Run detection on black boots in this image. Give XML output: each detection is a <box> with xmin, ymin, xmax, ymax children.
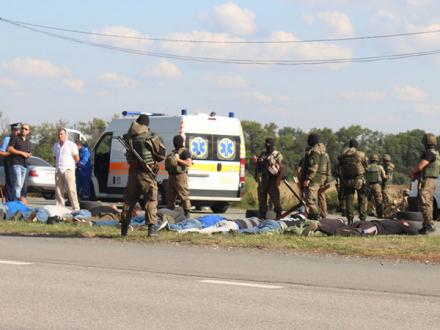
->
<box><xmin>148</xmin><ymin>224</ymin><xmax>159</xmax><ymax>237</ymax></box>
<box><xmin>419</xmin><ymin>225</ymin><xmax>436</xmax><ymax>235</ymax></box>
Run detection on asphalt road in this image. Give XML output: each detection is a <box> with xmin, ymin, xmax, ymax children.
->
<box><xmin>1</xmin><ymin>236</ymin><xmax>440</xmax><ymax>329</ymax></box>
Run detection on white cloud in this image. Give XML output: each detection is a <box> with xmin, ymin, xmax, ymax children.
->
<box><xmin>91</xmin><ymin>26</ymin><xmax>150</xmax><ymax>50</ymax></box>
<box><xmin>2</xmin><ymin>58</ymin><xmax>69</xmax><ymax>78</ymax></box>
<box><xmin>264</xmin><ymin>31</ymin><xmax>353</xmax><ymax>69</ymax></box>
<box><xmin>317</xmin><ymin>11</ymin><xmax>354</xmax><ymax>36</ymax></box>
<box><xmin>213</xmin><ymin>2</ymin><xmax>256</xmax><ymax>35</ymax></box>
<box><xmin>97</xmin><ymin>72</ymin><xmax>137</xmax><ymax>88</ymax></box>
<box><xmin>302</xmin><ymin>13</ymin><xmax>315</xmax><ymax>25</ymax></box>
<box><xmin>339</xmin><ymin>91</ymin><xmax>386</xmax><ymax>101</ymax></box>
<box><xmin>415</xmin><ymin>103</ymin><xmax>440</xmax><ymax>114</ymax></box>
<box><xmin>62</xmin><ymin>78</ymin><xmax>84</xmax><ymax>92</ymax></box>
<box><xmin>0</xmin><ymin>76</ymin><xmax>18</xmax><ymax>89</ymax></box>
<box><xmin>247</xmin><ymin>91</ymin><xmax>272</xmax><ymax>104</ymax></box>
<box><xmin>393</xmin><ymin>85</ymin><xmax>426</xmax><ymax>102</ymax></box>
<box><xmin>144</xmin><ymin>60</ymin><xmax>182</xmax><ymax>79</ymax></box>
<box><xmin>206</xmin><ymin>74</ymin><xmax>248</xmax><ymax>89</ymax></box>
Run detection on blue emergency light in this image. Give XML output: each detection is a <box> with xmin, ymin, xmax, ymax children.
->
<box><xmin>228</xmin><ymin>112</ymin><xmax>235</xmax><ymax>118</ymax></box>
<box><xmin>181</xmin><ymin>109</ymin><xmax>188</xmax><ymax>115</ymax></box>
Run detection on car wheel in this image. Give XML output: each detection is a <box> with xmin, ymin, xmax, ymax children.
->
<box><xmin>396</xmin><ymin>211</ymin><xmax>424</xmax><ymax>221</ymax></box>
<box><xmin>210</xmin><ymin>202</ymin><xmax>229</xmax><ymax>214</ymax></box>
<box><xmin>42</xmin><ymin>192</ymin><xmax>55</xmax><ymax>200</ymax></box>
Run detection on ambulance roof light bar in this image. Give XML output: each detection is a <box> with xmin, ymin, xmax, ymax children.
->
<box><xmin>122</xmin><ymin>111</ymin><xmax>165</xmax><ymax>117</ymax></box>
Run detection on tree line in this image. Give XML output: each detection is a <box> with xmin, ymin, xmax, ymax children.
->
<box><xmin>242</xmin><ymin>121</ymin><xmax>431</xmax><ymax>184</ymax></box>
<box><xmin>0</xmin><ymin>112</ymin><xmax>433</xmax><ymax>184</ymax></box>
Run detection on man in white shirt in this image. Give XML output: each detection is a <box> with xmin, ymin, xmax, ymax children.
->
<box><xmin>52</xmin><ymin>128</ymin><xmax>80</xmax><ymax>210</ymax></box>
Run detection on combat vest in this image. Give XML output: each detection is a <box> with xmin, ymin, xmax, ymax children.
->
<box><xmin>165</xmin><ymin>147</ymin><xmax>188</xmax><ymax>175</ymax></box>
<box><xmin>366</xmin><ymin>163</ymin><xmax>381</xmax><ymax>184</ymax></box>
<box><xmin>339</xmin><ymin>148</ymin><xmax>365</xmax><ymax>180</ymax></box>
<box><xmin>259</xmin><ymin>150</ymin><xmax>282</xmax><ymax>177</ymax></box>
<box><xmin>124</xmin><ymin>122</ymin><xmax>154</xmax><ymax>165</ymax></box>
<box><xmin>305</xmin><ymin>143</ymin><xmax>328</xmax><ymax>185</ymax></box>
<box><xmin>422</xmin><ymin>149</ymin><xmax>440</xmax><ymax>179</ymax></box>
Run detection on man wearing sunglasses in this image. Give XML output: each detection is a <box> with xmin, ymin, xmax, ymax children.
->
<box><xmin>7</xmin><ymin>123</ymin><xmax>32</xmax><ymax>201</ymax></box>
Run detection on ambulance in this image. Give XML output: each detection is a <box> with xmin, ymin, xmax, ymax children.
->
<box><xmin>90</xmin><ymin>110</ymin><xmax>246</xmax><ymax>213</ymax></box>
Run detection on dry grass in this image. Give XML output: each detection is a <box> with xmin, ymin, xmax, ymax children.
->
<box><xmin>1</xmin><ymin>220</ymin><xmax>440</xmax><ymax>263</ymax></box>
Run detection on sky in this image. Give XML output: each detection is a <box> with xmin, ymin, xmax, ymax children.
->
<box><xmin>1</xmin><ymin>0</ymin><xmax>440</xmax><ymax>133</ymax></box>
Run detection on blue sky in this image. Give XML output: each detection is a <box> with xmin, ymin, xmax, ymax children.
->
<box><xmin>1</xmin><ymin>0</ymin><xmax>440</xmax><ymax>133</ymax></box>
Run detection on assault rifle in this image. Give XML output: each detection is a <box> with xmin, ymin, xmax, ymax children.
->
<box><xmin>277</xmin><ymin>177</ymin><xmax>309</xmax><ymax>219</ymax></box>
<box><xmin>117</xmin><ymin>136</ymin><xmax>160</xmax><ymax>183</ymax></box>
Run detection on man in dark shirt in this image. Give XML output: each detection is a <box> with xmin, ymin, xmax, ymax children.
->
<box><xmin>7</xmin><ymin>123</ymin><xmax>32</xmax><ymax>201</ymax></box>
<box><xmin>0</xmin><ymin>123</ymin><xmax>21</xmax><ymax>201</ymax></box>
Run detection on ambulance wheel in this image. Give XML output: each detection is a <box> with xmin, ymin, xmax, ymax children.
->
<box><xmin>210</xmin><ymin>202</ymin><xmax>229</xmax><ymax>214</ymax></box>
<box><xmin>42</xmin><ymin>192</ymin><xmax>55</xmax><ymax>200</ymax></box>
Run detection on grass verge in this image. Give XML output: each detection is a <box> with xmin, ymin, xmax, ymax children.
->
<box><xmin>1</xmin><ymin>221</ymin><xmax>440</xmax><ymax>263</ymax></box>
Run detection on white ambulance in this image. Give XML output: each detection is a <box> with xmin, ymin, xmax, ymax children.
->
<box><xmin>90</xmin><ymin>110</ymin><xmax>246</xmax><ymax>213</ymax></box>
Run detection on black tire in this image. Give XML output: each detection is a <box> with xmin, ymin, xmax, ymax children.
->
<box><xmin>210</xmin><ymin>202</ymin><xmax>229</xmax><ymax>214</ymax></box>
<box><xmin>42</xmin><ymin>192</ymin><xmax>55</xmax><ymax>200</ymax></box>
<box><xmin>408</xmin><ymin>196</ymin><xmax>418</xmax><ymax>212</ymax></box>
<box><xmin>245</xmin><ymin>209</ymin><xmax>259</xmax><ymax>218</ymax></box>
<box><xmin>396</xmin><ymin>211</ymin><xmax>424</xmax><ymax>221</ymax></box>
<box><xmin>158</xmin><ymin>180</ymin><xmax>168</xmax><ymax>206</ymax></box>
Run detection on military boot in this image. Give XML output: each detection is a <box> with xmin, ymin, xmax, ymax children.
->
<box><xmin>121</xmin><ymin>223</ymin><xmax>129</xmax><ymax>237</ymax></box>
<box><xmin>419</xmin><ymin>225</ymin><xmax>436</xmax><ymax>235</ymax></box>
<box><xmin>148</xmin><ymin>224</ymin><xmax>159</xmax><ymax>237</ymax></box>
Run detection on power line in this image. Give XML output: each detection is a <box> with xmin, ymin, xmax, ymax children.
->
<box><xmin>2</xmin><ymin>17</ymin><xmax>440</xmax><ymax>66</ymax></box>
<box><xmin>1</xmin><ymin>16</ymin><xmax>440</xmax><ymax>44</ymax></box>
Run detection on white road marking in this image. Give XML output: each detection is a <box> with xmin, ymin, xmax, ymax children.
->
<box><xmin>200</xmin><ymin>279</ymin><xmax>283</xmax><ymax>289</ymax></box>
<box><xmin>0</xmin><ymin>259</ymin><xmax>32</xmax><ymax>265</ymax></box>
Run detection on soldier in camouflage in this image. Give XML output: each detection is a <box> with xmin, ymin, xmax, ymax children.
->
<box><xmin>300</xmin><ymin>133</ymin><xmax>328</xmax><ymax>220</ymax></box>
<box><xmin>121</xmin><ymin>114</ymin><xmax>159</xmax><ymax>238</ymax></box>
<box><xmin>338</xmin><ymin>139</ymin><xmax>368</xmax><ymax>225</ymax></box>
<box><xmin>382</xmin><ymin>154</ymin><xmax>395</xmax><ymax>211</ymax></box>
<box><xmin>366</xmin><ymin>154</ymin><xmax>387</xmax><ymax>218</ymax></box>
<box><xmin>412</xmin><ymin>133</ymin><xmax>440</xmax><ymax>234</ymax></box>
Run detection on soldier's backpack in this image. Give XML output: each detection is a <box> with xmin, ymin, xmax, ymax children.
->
<box><xmin>366</xmin><ymin>164</ymin><xmax>380</xmax><ymax>184</ymax></box>
<box><xmin>145</xmin><ymin>135</ymin><xmax>166</xmax><ymax>162</ymax></box>
<box><xmin>340</xmin><ymin>149</ymin><xmax>365</xmax><ymax>179</ymax></box>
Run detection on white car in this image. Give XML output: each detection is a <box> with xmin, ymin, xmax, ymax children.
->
<box><xmin>0</xmin><ymin>156</ymin><xmax>56</xmax><ymax>199</ymax></box>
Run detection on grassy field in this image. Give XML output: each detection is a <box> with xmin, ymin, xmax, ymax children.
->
<box><xmin>1</xmin><ymin>221</ymin><xmax>439</xmax><ymax>263</ymax></box>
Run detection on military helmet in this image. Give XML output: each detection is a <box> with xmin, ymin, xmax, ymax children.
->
<box><xmin>370</xmin><ymin>154</ymin><xmax>379</xmax><ymax>162</ymax></box>
<box><xmin>422</xmin><ymin>133</ymin><xmax>437</xmax><ymax>146</ymax></box>
<box><xmin>383</xmin><ymin>154</ymin><xmax>391</xmax><ymax>161</ymax></box>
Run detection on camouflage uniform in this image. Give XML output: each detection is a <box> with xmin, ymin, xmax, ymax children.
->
<box><xmin>366</xmin><ymin>156</ymin><xmax>387</xmax><ymax>218</ymax></box>
<box><xmin>166</xmin><ymin>147</ymin><xmax>191</xmax><ymax>216</ymax></box>
<box><xmin>382</xmin><ymin>155</ymin><xmax>395</xmax><ymax>210</ymax></box>
<box><xmin>121</xmin><ymin>121</ymin><xmax>158</xmax><ymax>236</ymax></box>
<box><xmin>301</xmin><ymin>143</ymin><xmax>327</xmax><ymax>219</ymax></box>
<box><xmin>257</xmin><ymin>150</ymin><xmax>283</xmax><ymax>219</ymax></box>
<box><xmin>318</xmin><ymin>153</ymin><xmax>331</xmax><ymax>218</ymax></box>
<box><xmin>338</xmin><ymin>147</ymin><xmax>368</xmax><ymax>224</ymax></box>
<box><xmin>413</xmin><ymin>133</ymin><xmax>440</xmax><ymax>234</ymax></box>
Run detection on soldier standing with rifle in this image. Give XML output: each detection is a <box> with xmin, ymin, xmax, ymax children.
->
<box><xmin>120</xmin><ymin>114</ymin><xmax>160</xmax><ymax>238</ymax></box>
<box><xmin>338</xmin><ymin>139</ymin><xmax>368</xmax><ymax>225</ymax></box>
<box><xmin>412</xmin><ymin>133</ymin><xmax>440</xmax><ymax>235</ymax></box>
